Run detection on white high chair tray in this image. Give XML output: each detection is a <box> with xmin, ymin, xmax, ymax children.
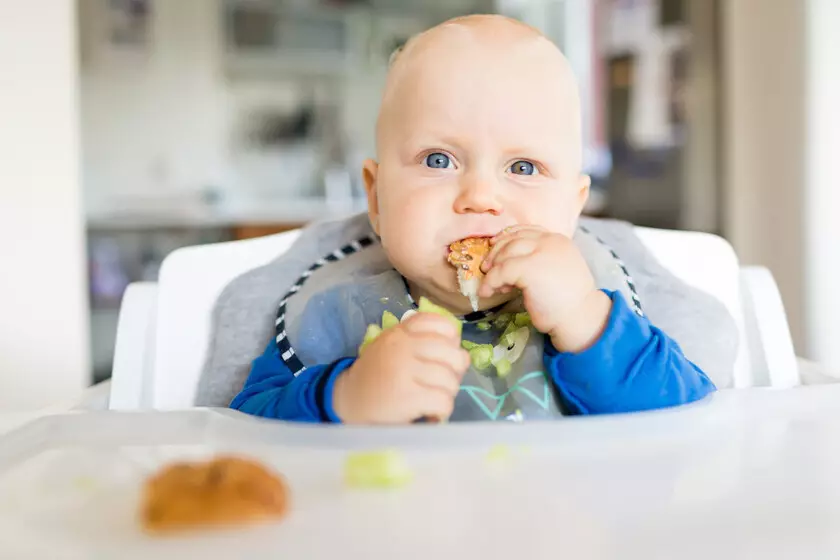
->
<box><xmin>1</xmin><ymin>387</ymin><xmax>839</xmax><ymax>559</ymax></box>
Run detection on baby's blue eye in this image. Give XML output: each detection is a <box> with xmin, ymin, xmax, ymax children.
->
<box><xmin>510</xmin><ymin>161</ymin><xmax>537</xmax><ymax>175</ymax></box>
<box><xmin>425</xmin><ymin>153</ymin><xmax>452</xmax><ymax>169</ymax></box>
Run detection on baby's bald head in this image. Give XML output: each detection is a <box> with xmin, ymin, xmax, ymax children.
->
<box><xmin>375</xmin><ymin>14</ymin><xmax>583</xmax><ymax>171</ymax></box>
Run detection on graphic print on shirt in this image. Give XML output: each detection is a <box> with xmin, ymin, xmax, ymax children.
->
<box><xmin>459</xmin><ymin>370</ymin><xmax>553</xmax><ymax>420</ymax></box>
<box><xmin>451</xmin><ymin>324</ymin><xmax>563</xmax><ymax>422</ymax></box>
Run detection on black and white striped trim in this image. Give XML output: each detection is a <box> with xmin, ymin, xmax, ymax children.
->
<box><xmin>274</xmin><ymin>234</ymin><xmax>377</xmax><ymax>375</ymax></box>
<box><xmin>578</xmin><ymin>225</ymin><xmax>644</xmax><ymax>317</ymax></box>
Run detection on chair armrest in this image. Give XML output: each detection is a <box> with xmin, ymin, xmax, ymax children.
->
<box><xmin>797</xmin><ymin>357</ymin><xmax>840</xmax><ymax>385</ymax></box>
<box><xmin>0</xmin><ymin>381</ymin><xmax>114</xmax><ymax>435</ymax></box>
<box><xmin>110</xmin><ymin>282</ymin><xmax>158</xmax><ymax>410</ymax></box>
<box><xmin>739</xmin><ymin>267</ymin><xmax>800</xmax><ymax>388</ymax></box>
<box><xmin>70</xmin><ymin>380</ymin><xmax>112</xmax><ymax>410</ymax></box>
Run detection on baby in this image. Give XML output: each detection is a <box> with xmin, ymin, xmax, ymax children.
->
<box><xmin>230</xmin><ymin>15</ymin><xmax>715</xmax><ymax>423</ymax></box>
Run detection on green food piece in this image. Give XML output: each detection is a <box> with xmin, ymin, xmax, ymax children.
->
<box><xmin>499</xmin><ymin>326</ymin><xmax>530</xmax><ymax>364</ymax></box>
<box><xmin>462</xmin><ymin>340</ymin><xmax>478</xmax><ymax>350</ymax></box>
<box><xmin>344</xmin><ymin>450</ymin><xmax>413</xmax><ymax>489</ymax></box>
<box><xmin>492</xmin><ymin>313</ymin><xmax>512</xmax><ymax>330</ymax></box>
<box><xmin>514</xmin><ymin>312</ymin><xmax>531</xmax><ymax>327</ymax></box>
<box><xmin>495</xmin><ymin>358</ymin><xmax>512</xmax><ymax>378</ymax></box>
<box><xmin>381</xmin><ymin>310</ymin><xmax>399</xmax><ymax>330</ymax></box>
<box><xmin>418</xmin><ymin>297</ymin><xmax>462</xmax><ymax>336</ymax></box>
<box><xmin>486</xmin><ymin>444</ymin><xmax>511</xmax><ymax>462</ymax></box>
<box><xmin>469</xmin><ymin>345</ymin><xmax>494</xmax><ymax>370</ymax></box>
<box><xmin>501</xmin><ymin>320</ymin><xmax>519</xmax><ymax>341</ymax></box>
<box><xmin>359</xmin><ymin>324</ymin><xmax>382</xmax><ymax>353</ymax></box>
<box><xmin>476</xmin><ymin>321</ymin><xmax>492</xmax><ymax>331</ymax></box>
<box><xmin>73</xmin><ymin>476</ymin><xmax>98</xmax><ymax>491</ymax></box>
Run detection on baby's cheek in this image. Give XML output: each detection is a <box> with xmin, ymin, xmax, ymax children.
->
<box><xmin>379</xmin><ymin>213</ymin><xmax>441</xmax><ymax>281</ymax></box>
<box><xmin>519</xmin><ymin>192</ymin><xmax>581</xmax><ymax>236</ymax></box>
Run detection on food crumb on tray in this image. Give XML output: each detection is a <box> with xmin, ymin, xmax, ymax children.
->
<box><xmin>344</xmin><ymin>450</ymin><xmax>413</xmax><ymax>489</ymax></box>
<box><xmin>140</xmin><ymin>456</ymin><xmax>290</xmax><ymax>534</ymax></box>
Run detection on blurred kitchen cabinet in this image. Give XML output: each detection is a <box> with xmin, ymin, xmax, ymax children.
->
<box><xmin>607</xmin><ymin>55</ymin><xmax>635</xmax><ymax>143</ymax></box>
<box><xmin>222</xmin><ymin>0</ymin><xmax>354</xmax><ymax>76</ymax></box>
<box><xmin>231</xmin><ymin>223</ymin><xmax>303</xmax><ymax>240</ymax></box>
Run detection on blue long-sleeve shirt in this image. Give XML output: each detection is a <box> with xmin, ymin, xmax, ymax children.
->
<box><xmin>231</xmin><ymin>291</ymin><xmax>715</xmax><ymax>421</ymax></box>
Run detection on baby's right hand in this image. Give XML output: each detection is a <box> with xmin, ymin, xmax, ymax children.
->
<box><xmin>332</xmin><ymin>313</ymin><xmax>469</xmax><ymax>424</ymax></box>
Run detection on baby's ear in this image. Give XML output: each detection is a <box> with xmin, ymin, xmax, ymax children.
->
<box><xmin>362</xmin><ymin>159</ymin><xmax>381</xmax><ymax>234</ymax></box>
<box><xmin>575</xmin><ymin>174</ymin><xmax>591</xmax><ymax>214</ymax></box>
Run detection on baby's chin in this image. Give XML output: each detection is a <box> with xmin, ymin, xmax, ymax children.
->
<box><xmin>409</xmin><ymin>274</ymin><xmax>518</xmax><ymax>316</ymax></box>
<box><xmin>467</xmin><ymin>291</ymin><xmax>520</xmax><ymax>314</ymax></box>
<box><xmin>450</xmin><ymin>290</ymin><xmax>520</xmax><ymax>317</ymax></box>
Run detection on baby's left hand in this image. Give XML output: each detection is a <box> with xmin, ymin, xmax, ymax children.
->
<box><xmin>479</xmin><ymin>225</ymin><xmax>612</xmax><ymax>353</ymax></box>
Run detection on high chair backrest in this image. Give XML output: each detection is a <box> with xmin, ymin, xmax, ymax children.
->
<box><xmin>110</xmin><ymin>226</ymin><xmax>798</xmax><ymax>410</ymax></box>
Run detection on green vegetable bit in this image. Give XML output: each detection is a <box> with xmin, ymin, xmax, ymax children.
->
<box><xmin>501</xmin><ymin>320</ymin><xmax>519</xmax><ymax>341</ymax></box>
<box><xmin>462</xmin><ymin>340</ymin><xmax>479</xmax><ymax>350</ymax></box>
<box><xmin>492</xmin><ymin>313</ymin><xmax>512</xmax><ymax>330</ymax></box>
<box><xmin>514</xmin><ymin>312</ymin><xmax>531</xmax><ymax>327</ymax></box>
<box><xmin>494</xmin><ymin>358</ymin><xmax>512</xmax><ymax>378</ymax></box>
<box><xmin>344</xmin><ymin>450</ymin><xmax>414</xmax><ymax>489</ymax></box>
<box><xmin>381</xmin><ymin>310</ymin><xmax>399</xmax><ymax>330</ymax></box>
<box><xmin>418</xmin><ymin>297</ymin><xmax>462</xmax><ymax>336</ymax></box>
<box><xmin>359</xmin><ymin>324</ymin><xmax>382</xmax><ymax>353</ymax></box>
<box><xmin>485</xmin><ymin>444</ymin><xmax>511</xmax><ymax>463</ymax></box>
<box><xmin>469</xmin><ymin>345</ymin><xmax>494</xmax><ymax>370</ymax></box>
<box><xmin>476</xmin><ymin>321</ymin><xmax>492</xmax><ymax>331</ymax></box>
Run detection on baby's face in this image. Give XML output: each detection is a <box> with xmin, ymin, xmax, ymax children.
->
<box><xmin>364</xmin><ymin>17</ymin><xmax>590</xmax><ymax>313</ymax></box>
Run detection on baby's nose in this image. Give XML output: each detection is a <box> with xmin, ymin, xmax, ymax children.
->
<box><xmin>453</xmin><ymin>174</ymin><xmax>503</xmax><ymax>216</ymax></box>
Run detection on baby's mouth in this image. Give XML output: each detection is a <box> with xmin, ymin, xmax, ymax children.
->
<box><xmin>443</xmin><ymin>234</ymin><xmax>493</xmax><ymax>257</ymax></box>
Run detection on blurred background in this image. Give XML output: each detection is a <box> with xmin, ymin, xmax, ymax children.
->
<box><xmin>1</xmin><ymin>0</ymin><xmax>838</xmax><ymax>409</ymax></box>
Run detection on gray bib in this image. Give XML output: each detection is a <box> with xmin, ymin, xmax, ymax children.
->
<box><xmin>195</xmin><ymin>213</ymin><xmax>738</xmax><ymax>412</ymax></box>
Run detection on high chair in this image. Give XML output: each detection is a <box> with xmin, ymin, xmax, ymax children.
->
<box><xmin>109</xmin><ymin>226</ymin><xmax>803</xmax><ymax>410</ymax></box>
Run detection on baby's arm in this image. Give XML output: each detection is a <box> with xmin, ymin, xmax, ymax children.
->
<box><xmin>230</xmin><ymin>341</ymin><xmax>353</xmax><ymax>422</ymax></box>
<box><xmin>544</xmin><ymin>290</ymin><xmax>716</xmax><ymax>415</ymax></box>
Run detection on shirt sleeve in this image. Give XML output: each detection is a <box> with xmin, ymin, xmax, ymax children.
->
<box><xmin>544</xmin><ymin>290</ymin><xmax>716</xmax><ymax>415</ymax></box>
<box><xmin>230</xmin><ymin>340</ymin><xmax>354</xmax><ymax>422</ymax></box>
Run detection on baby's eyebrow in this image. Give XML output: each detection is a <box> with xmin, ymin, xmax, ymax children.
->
<box><xmin>403</xmin><ymin>133</ymin><xmax>467</xmax><ymax>152</ymax></box>
<box><xmin>498</xmin><ymin>143</ymin><xmax>561</xmax><ymax>160</ymax></box>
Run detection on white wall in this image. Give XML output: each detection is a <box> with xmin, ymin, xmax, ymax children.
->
<box><xmin>78</xmin><ymin>0</ymin><xmax>230</xmax><ymax>207</ymax></box>
<box><xmin>721</xmin><ymin>0</ymin><xmax>807</xmax><ymax>352</ymax></box>
<box><xmin>0</xmin><ymin>1</ymin><xmax>90</xmax><ymax>408</ymax></box>
<box><xmin>682</xmin><ymin>0</ymin><xmax>720</xmax><ymax>233</ymax></box>
<box><xmin>805</xmin><ymin>0</ymin><xmax>840</xmax><ymax>369</ymax></box>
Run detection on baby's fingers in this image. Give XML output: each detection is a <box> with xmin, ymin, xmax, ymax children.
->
<box><xmin>479</xmin><ymin>256</ymin><xmax>529</xmax><ymax>298</ymax></box>
<box><xmin>413</xmin><ymin>361</ymin><xmax>465</xmax><ymax>396</ymax></box>
<box><xmin>412</xmin><ymin>337</ymin><xmax>471</xmax><ymax>373</ymax></box>
<box><xmin>491</xmin><ymin>224</ymin><xmax>546</xmax><ymax>244</ymax></box>
<box><xmin>402</xmin><ymin>312</ymin><xmax>460</xmax><ymax>339</ymax></box>
<box><xmin>410</xmin><ymin>386</ymin><xmax>457</xmax><ymax>421</ymax></box>
<box><xmin>482</xmin><ymin>237</ymin><xmax>538</xmax><ymax>272</ymax></box>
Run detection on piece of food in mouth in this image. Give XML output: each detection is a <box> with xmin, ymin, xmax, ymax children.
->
<box><xmin>140</xmin><ymin>456</ymin><xmax>290</xmax><ymax>534</ymax></box>
<box><xmin>447</xmin><ymin>237</ymin><xmax>491</xmax><ymax>312</ymax></box>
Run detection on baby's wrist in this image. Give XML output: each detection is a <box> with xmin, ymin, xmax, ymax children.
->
<box><xmin>331</xmin><ymin>366</ymin><xmax>361</xmax><ymax>424</ymax></box>
<box><xmin>548</xmin><ymin>290</ymin><xmax>612</xmax><ymax>353</ymax></box>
